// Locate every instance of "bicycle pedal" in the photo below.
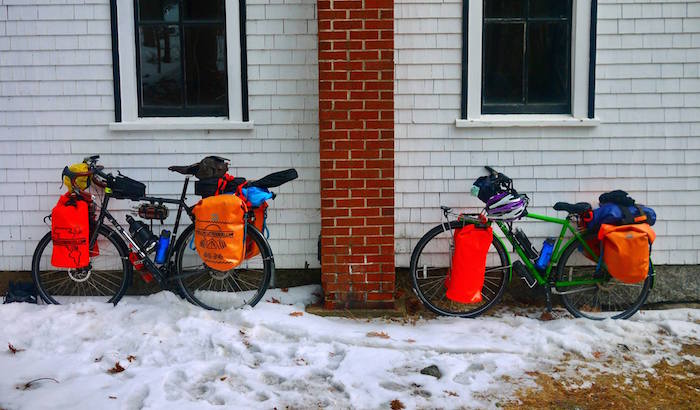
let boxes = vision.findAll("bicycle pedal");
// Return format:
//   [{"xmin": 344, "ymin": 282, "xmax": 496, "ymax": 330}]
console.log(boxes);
[{"xmin": 513, "ymin": 261, "xmax": 537, "ymax": 288}]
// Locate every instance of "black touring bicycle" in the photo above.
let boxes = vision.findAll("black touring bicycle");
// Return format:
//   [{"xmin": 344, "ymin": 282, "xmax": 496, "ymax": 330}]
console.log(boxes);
[{"xmin": 32, "ymin": 156, "xmax": 298, "ymax": 310}]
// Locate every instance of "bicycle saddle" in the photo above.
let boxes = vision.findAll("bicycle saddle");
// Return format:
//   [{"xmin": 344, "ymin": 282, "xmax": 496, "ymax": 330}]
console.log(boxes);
[
  {"xmin": 168, "ymin": 163, "xmax": 200, "ymax": 175},
  {"xmin": 553, "ymin": 202, "xmax": 592, "ymax": 214}
]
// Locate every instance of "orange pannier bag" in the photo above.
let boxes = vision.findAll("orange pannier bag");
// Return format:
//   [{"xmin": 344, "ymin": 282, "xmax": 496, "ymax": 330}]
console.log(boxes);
[
  {"xmin": 445, "ymin": 224, "xmax": 493, "ymax": 304},
  {"xmin": 244, "ymin": 202, "xmax": 267, "ymax": 260},
  {"xmin": 51, "ymin": 193, "xmax": 90, "ymax": 268},
  {"xmin": 193, "ymin": 194, "xmax": 248, "ymax": 271},
  {"xmin": 597, "ymin": 223, "xmax": 656, "ymax": 284}
]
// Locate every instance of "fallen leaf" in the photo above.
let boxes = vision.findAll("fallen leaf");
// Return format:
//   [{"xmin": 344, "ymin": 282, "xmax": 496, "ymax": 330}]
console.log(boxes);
[
  {"xmin": 8, "ymin": 343, "xmax": 25, "ymax": 354},
  {"xmin": 367, "ymin": 331, "xmax": 390, "ymax": 339},
  {"xmin": 289, "ymin": 311, "xmax": 303, "ymax": 317},
  {"xmin": 444, "ymin": 390, "xmax": 459, "ymax": 397},
  {"xmin": 108, "ymin": 396, "xmax": 117, "ymax": 399},
  {"xmin": 107, "ymin": 362, "xmax": 125, "ymax": 374},
  {"xmin": 593, "ymin": 351, "xmax": 603, "ymax": 359},
  {"xmin": 126, "ymin": 355, "xmax": 136, "ymax": 363},
  {"xmin": 267, "ymin": 297, "xmax": 281, "ymax": 304},
  {"xmin": 281, "ymin": 288, "xmax": 289, "ymax": 292},
  {"xmin": 539, "ymin": 311, "xmax": 555, "ymax": 321},
  {"xmin": 390, "ymin": 399, "xmax": 405, "ymax": 410},
  {"xmin": 405, "ymin": 339, "xmax": 416, "ymax": 343},
  {"xmin": 220, "ymin": 376, "xmax": 227, "ymax": 381}
]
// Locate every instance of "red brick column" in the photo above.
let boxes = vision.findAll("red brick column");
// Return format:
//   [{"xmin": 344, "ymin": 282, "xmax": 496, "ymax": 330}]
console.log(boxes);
[{"xmin": 318, "ymin": 0, "xmax": 395, "ymax": 309}]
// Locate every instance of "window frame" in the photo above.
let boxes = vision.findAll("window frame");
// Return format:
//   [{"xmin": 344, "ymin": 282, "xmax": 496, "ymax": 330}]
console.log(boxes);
[
  {"xmin": 459, "ymin": 0, "xmax": 597, "ymax": 126},
  {"xmin": 110, "ymin": 0, "xmax": 249, "ymax": 128}
]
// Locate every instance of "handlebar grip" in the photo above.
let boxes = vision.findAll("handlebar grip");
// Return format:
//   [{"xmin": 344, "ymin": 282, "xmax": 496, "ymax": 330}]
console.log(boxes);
[{"xmin": 484, "ymin": 166, "xmax": 497, "ymax": 176}]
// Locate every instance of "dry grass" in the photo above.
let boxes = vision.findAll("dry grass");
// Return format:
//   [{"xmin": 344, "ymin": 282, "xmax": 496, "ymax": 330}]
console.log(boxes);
[{"xmin": 503, "ymin": 344, "xmax": 700, "ymax": 410}]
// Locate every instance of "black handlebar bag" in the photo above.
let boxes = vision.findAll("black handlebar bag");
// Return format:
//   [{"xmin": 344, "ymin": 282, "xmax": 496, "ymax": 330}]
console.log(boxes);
[{"xmin": 110, "ymin": 174, "xmax": 146, "ymax": 200}]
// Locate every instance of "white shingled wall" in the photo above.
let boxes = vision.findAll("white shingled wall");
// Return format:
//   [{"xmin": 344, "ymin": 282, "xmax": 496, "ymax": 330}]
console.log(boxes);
[
  {"xmin": 394, "ymin": 0, "xmax": 700, "ymax": 267},
  {"xmin": 0, "ymin": 0, "xmax": 320, "ymax": 270}
]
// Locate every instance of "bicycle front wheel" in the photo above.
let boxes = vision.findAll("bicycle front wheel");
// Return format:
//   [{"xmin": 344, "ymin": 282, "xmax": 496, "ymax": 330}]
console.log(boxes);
[
  {"xmin": 410, "ymin": 220, "xmax": 509, "ymax": 318},
  {"xmin": 32, "ymin": 226, "xmax": 131, "ymax": 305},
  {"xmin": 556, "ymin": 233, "xmax": 652, "ymax": 320},
  {"xmin": 174, "ymin": 223, "xmax": 274, "ymax": 310}
]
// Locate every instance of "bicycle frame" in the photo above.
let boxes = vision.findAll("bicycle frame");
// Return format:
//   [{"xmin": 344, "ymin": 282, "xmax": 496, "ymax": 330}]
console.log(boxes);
[
  {"xmin": 493, "ymin": 213, "xmax": 601, "ymax": 288},
  {"xmin": 88, "ymin": 177, "xmax": 195, "ymax": 285}
]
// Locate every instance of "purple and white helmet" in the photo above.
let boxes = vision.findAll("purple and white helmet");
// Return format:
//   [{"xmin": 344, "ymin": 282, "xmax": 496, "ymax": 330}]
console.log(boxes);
[{"xmin": 485, "ymin": 192, "xmax": 528, "ymax": 220}]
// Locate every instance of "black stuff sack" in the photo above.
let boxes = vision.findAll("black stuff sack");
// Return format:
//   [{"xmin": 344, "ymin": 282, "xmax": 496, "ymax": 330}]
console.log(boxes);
[{"xmin": 3, "ymin": 281, "xmax": 38, "ymax": 304}]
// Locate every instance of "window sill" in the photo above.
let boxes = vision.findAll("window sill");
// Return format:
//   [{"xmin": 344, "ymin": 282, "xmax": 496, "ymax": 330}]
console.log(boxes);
[
  {"xmin": 109, "ymin": 118, "xmax": 254, "ymax": 132},
  {"xmin": 455, "ymin": 115, "xmax": 600, "ymax": 128}
]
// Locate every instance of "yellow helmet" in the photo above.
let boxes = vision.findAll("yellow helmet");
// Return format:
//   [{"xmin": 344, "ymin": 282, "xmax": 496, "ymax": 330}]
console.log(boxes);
[{"xmin": 63, "ymin": 162, "xmax": 90, "ymax": 191}]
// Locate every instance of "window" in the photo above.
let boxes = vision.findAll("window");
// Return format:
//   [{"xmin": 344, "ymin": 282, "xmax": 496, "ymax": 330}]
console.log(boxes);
[
  {"xmin": 135, "ymin": 0, "xmax": 228, "ymax": 117},
  {"xmin": 460, "ymin": 0, "xmax": 597, "ymax": 124},
  {"xmin": 482, "ymin": 0, "xmax": 572, "ymax": 114},
  {"xmin": 110, "ymin": 0, "xmax": 248, "ymax": 128}
]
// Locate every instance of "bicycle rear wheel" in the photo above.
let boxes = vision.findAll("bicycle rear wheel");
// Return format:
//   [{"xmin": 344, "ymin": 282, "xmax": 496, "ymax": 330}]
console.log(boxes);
[
  {"xmin": 32, "ymin": 226, "xmax": 131, "ymax": 305},
  {"xmin": 556, "ymin": 233, "xmax": 652, "ymax": 320},
  {"xmin": 410, "ymin": 220, "xmax": 509, "ymax": 318},
  {"xmin": 174, "ymin": 224, "xmax": 274, "ymax": 310}
]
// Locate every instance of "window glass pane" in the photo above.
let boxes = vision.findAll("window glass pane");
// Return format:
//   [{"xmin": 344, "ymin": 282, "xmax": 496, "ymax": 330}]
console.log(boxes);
[
  {"xmin": 184, "ymin": 26, "xmax": 227, "ymax": 108},
  {"xmin": 484, "ymin": 0, "xmax": 524, "ymax": 19},
  {"xmin": 183, "ymin": 0, "xmax": 225, "ymax": 20},
  {"xmin": 527, "ymin": 22, "xmax": 568, "ymax": 104},
  {"xmin": 529, "ymin": 0, "xmax": 570, "ymax": 19},
  {"xmin": 483, "ymin": 22, "xmax": 523, "ymax": 105},
  {"xmin": 139, "ymin": 26, "xmax": 183, "ymax": 107},
  {"xmin": 138, "ymin": 0, "xmax": 179, "ymax": 22}
]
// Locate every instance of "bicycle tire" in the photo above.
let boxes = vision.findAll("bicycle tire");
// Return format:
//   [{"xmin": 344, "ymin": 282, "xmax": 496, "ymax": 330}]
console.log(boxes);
[
  {"xmin": 410, "ymin": 220, "xmax": 509, "ymax": 318},
  {"xmin": 174, "ymin": 223, "xmax": 274, "ymax": 310},
  {"xmin": 556, "ymin": 232, "xmax": 652, "ymax": 320},
  {"xmin": 32, "ymin": 225, "xmax": 132, "ymax": 305}
]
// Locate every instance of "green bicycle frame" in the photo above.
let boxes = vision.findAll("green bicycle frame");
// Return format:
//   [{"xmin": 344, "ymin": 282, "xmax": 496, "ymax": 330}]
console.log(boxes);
[{"xmin": 493, "ymin": 213, "xmax": 601, "ymax": 288}]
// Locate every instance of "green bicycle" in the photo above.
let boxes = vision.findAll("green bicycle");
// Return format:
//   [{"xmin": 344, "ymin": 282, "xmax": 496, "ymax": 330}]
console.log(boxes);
[{"xmin": 409, "ymin": 166, "xmax": 652, "ymax": 320}]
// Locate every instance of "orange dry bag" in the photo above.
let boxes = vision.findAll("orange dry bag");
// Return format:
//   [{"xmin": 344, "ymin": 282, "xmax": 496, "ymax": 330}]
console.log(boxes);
[
  {"xmin": 244, "ymin": 202, "xmax": 267, "ymax": 260},
  {"xmin": 193, "ymin": 194, "xmax": 248, "ymax": 271},
  {"xmin": 51, "ymin": 193, "xmax": 90, "ymax": 268},
  {"xmin": 597, "ymin": 223, "xmax": 656, "ymax": 284},
  {"xmin": 446, "ymin": 224, "xmax": 493, "ymax": 304}
]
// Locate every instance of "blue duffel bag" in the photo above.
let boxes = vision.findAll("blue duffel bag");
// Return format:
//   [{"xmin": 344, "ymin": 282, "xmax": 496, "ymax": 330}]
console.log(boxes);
[{"xmin": 589, "ymin": 203, "xmax": 656, "ymax": 230}]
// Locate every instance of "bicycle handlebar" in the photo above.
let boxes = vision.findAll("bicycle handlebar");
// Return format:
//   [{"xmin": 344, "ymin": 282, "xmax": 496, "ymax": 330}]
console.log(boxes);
[{"xmin": 62, "ymin": 155, "xmax": 112, "ymax": 194}]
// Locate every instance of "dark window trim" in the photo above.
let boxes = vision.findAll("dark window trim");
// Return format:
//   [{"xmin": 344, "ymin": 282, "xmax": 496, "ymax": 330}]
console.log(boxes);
[
  {"xmin": 460, "ymin": 0, "xmax": 468, "ymax": 119},
  {"xmin": 110, "ymin": 0, "xmax": 121, "ymax": 122},
  {"xmin": 109, "ymin": 1, "xmax": 249, "ymax": 122},
  {"xmin": 588, "ymin": 0, "xmax": 597, "ymax": 119},
  {"xmin": 481, "ymin": 0, "xmax": 572, "ymax": 115},
  {"xmin": 239, "ymin": 0, "xmax": 249, "ymax": 122}
]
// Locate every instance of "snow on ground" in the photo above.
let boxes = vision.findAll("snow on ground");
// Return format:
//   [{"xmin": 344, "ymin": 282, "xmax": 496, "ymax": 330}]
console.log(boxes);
[{"xmin": 1, "ymin": 286, "xmax": 698, "ymax": 410}]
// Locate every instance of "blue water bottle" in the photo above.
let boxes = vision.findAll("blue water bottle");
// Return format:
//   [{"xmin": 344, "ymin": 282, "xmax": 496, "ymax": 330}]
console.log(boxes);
[
  {"xmin": 155, "ymin": 230, "xmax": 171, "ymax": 264},
  {"xmin": 535, "ymin": 238, "xmax": 555, "ymax": 271}
]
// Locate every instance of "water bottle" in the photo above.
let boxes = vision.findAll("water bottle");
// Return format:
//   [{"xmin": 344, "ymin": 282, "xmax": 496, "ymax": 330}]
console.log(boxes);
[
  {"xmin": 154, "ymin": 230, "xmax": 171, "ymax": 264},
  {"xmin": 535, "ymin": 238, "xmax": 555, "ymax": 271}
]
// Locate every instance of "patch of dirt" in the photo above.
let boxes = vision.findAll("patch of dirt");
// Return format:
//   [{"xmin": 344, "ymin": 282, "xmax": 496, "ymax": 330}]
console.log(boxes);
[{"xmin": 503, "ymin": 344, "xmax": 700, "ymax": 410}]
